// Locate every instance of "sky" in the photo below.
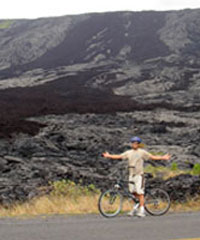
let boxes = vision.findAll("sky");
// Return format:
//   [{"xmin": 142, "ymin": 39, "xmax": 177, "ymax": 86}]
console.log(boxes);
[{"xmin": 1, "ymin": 0, "xmax": 200, "ymax": 19}]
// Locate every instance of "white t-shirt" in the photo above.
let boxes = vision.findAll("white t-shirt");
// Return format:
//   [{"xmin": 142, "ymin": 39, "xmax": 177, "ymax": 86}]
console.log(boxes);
[{"xmin": 120, "ymin": 148, "xmax": 151, "ymax": 175}]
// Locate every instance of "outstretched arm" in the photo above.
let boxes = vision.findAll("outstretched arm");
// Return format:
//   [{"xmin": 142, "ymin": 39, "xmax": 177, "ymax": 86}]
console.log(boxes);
[
  {"xmin": 102, "ymin": 152, "xmax": 122, "ymax": 160},
  {"xmin": 149, "ymin": 153, "xmax": 171, "ymax": 161}
]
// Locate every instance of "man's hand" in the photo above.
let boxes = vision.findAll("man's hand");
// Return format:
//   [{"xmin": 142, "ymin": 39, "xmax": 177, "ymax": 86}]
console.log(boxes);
[
  {"xmin": 150, "ymin": 153, "xmax": 171, "ymax": 161},
  {"xmin": 162, "ymin": 154, "xmax": 171, "ymax": 160},
  {"xmin": 102, "ymin": 152, "xmax": 122, "ymax": 160},
  {"xmin": 102, "ymin": 152, "xmax": 110, "ymax": 158}
]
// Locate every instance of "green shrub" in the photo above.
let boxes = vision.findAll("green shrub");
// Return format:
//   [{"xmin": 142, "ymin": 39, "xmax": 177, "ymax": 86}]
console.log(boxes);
[
  {"xmin": 50, "ymin": 179, "xmax": 100, "ymax": 198},
  {"xmin": 171, "ymin": 162, "xmax": 178, "ymax": 171},
  {"xmin": 192, "ymin": 163, "xmax": 200, "ymax": 175}
]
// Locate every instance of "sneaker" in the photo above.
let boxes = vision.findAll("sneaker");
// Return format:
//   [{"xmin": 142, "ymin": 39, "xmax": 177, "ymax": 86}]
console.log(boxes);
[
  {"xmin": 136, "ymin": 208, "xmax": 146, "ymax": 217},
  {"xmin": 127, "ymin": 209, "xmax": 137, "ymax": 216},
  {"xmin": 127, "ymin": 203, "xmax": 139, "ymax": 216}
]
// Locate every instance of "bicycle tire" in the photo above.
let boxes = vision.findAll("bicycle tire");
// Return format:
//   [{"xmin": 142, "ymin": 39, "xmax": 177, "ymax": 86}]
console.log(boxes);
[
  {"xmin": 145, "ymin": 188, "xmax": 171, "ymax": 216},
  {"xmin": 98, "ymin": 189, "xmax": 123, "ymax": 218}
]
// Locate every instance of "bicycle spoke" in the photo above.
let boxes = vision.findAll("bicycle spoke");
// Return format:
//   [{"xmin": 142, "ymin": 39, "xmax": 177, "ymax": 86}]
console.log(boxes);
[
  {"xmin": 145, "ymin": 188, "xmax": 171, "ymax": 216},
  {"xmin": 98, "ymin": 190, "xmax": 123, "ymax": 217}
]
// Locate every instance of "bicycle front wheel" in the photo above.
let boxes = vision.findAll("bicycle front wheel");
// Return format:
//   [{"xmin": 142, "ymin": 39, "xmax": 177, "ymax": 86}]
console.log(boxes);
[
  {"xmin": 98, "ymin": 189, "xmax": 123, "ymax": 218},
  {"xmin": 145, "ymin": 188, "xmax": 171, "ymax": 216}
]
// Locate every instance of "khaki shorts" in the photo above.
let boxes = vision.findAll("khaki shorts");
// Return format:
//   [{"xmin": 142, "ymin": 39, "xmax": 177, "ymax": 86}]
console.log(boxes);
[{"xmin": 129, "ymin": 174, "xmax": 145, "ymax": 195}]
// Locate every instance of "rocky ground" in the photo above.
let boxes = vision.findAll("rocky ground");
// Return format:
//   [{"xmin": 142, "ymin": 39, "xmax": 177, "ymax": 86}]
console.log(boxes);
[
  {"xmin": 0, "ymin": 9, "xmax": 200, "ymax": 204},
  {"xmin": 0, "ymin": 110, "xmax": 200, "ymax": 204}
]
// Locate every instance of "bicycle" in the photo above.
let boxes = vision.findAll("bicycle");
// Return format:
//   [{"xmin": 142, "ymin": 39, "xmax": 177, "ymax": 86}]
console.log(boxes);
[{"xmin": 98, "ymin": 172, "xmax": 171, "ymax": 218}]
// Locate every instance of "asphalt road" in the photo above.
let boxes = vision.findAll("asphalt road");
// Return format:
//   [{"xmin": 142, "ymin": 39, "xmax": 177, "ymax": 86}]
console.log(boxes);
[{"xmin": 0, "ymin": 212, "xmax": 200, "ymax": 240}]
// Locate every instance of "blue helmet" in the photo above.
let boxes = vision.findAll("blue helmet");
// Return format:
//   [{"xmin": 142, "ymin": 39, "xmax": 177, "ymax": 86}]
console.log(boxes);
[{"xmin": 130, "ymin": 136, "xmax": 142, "ymax": 143}]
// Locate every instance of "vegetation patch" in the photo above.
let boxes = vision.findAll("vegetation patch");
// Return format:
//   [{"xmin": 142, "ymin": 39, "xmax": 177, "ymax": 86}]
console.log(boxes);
[
  {"xmin": 191, "ymin": 163, "xmax": 200, "ymax": 176},
  {"xmin": 0, "ymin": 179, "xmax": 199, "ymax": 218},
  {"xmin": 0, "ymin": 180, "xmax": 100, "ymax": 217},
  {"xmin": 0, "ymin": 20, "xmax": 14, "ymax": 29},
  {"xmin": 145, "ymin": 162, "xmax": 200, "ymax": 180},
  {"xmin": 144, "ymin": 164, "xmax": 185, "ymax": 180},
  {"xmin": 170, "ymin": 196, "xmax": 200, "ymax": 213},
  {"xmin": 50, "ymin": 179, "xmax": 100, "ymax": 198}
]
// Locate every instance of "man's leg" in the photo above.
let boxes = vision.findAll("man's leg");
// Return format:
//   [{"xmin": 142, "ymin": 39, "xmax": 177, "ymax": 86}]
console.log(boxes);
[
  {"xmin": 131, "ymin": 193, "xmax": 145, "ymax": 217},
  {"xmin": 138, "ymin": 194, "xmax": 144, "ymax": 207},
  {"xmin": 135, "ymin": 176, "xmax": 146, "ymax": 217},
  {"xmin": 127, "ymin": 183, "xmax": 140, "ymax": 216},
  {"xmin": 133, "ymin": 193, "xmax": 144, "ymax": 207},
  {"xmin": 128, "ymin": 175, "xmax": 145, "ymax": 217},
  {"xmin": 127, "ymin": 193, "xmax": 139, "ymax": 216}
]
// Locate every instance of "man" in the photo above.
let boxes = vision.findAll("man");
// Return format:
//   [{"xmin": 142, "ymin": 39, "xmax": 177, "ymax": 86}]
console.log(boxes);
[{"xmin": 102, "ymin": 136, "xmax": 171, "ymax": 217}]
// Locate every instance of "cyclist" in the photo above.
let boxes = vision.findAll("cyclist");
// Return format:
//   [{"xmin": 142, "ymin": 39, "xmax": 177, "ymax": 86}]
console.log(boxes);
[{"xmin": 102, "ymin": 136, "xmax": 171, "ymax": 217}]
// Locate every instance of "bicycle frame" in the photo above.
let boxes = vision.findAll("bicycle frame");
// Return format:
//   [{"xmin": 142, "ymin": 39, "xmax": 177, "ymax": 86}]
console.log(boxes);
[{"xmin": 112, "ymin": 178, "xmax": 140, "ymax": 203}]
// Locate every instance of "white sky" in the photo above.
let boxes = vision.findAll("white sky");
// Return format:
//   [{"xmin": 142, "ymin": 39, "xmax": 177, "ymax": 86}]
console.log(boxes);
[{"xmin": 1, "ymin": 0, "xmax": 200, "ymax": 19}]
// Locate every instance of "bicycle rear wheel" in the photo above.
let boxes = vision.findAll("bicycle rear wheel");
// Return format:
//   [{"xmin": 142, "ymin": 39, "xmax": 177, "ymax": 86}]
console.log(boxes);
[
  {"xmin": 145, "ymin": 188, "xmax": 171, "ymax": 216},
  {"xmin": 98, "ymin": 189, "xmax": 123, "ymax": 218}
]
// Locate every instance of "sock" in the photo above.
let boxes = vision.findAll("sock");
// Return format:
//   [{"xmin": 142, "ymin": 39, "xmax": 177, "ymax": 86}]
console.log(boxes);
[{"xmin": 140, "ymin": 206, "xmax": 145, "ymax": 212}]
